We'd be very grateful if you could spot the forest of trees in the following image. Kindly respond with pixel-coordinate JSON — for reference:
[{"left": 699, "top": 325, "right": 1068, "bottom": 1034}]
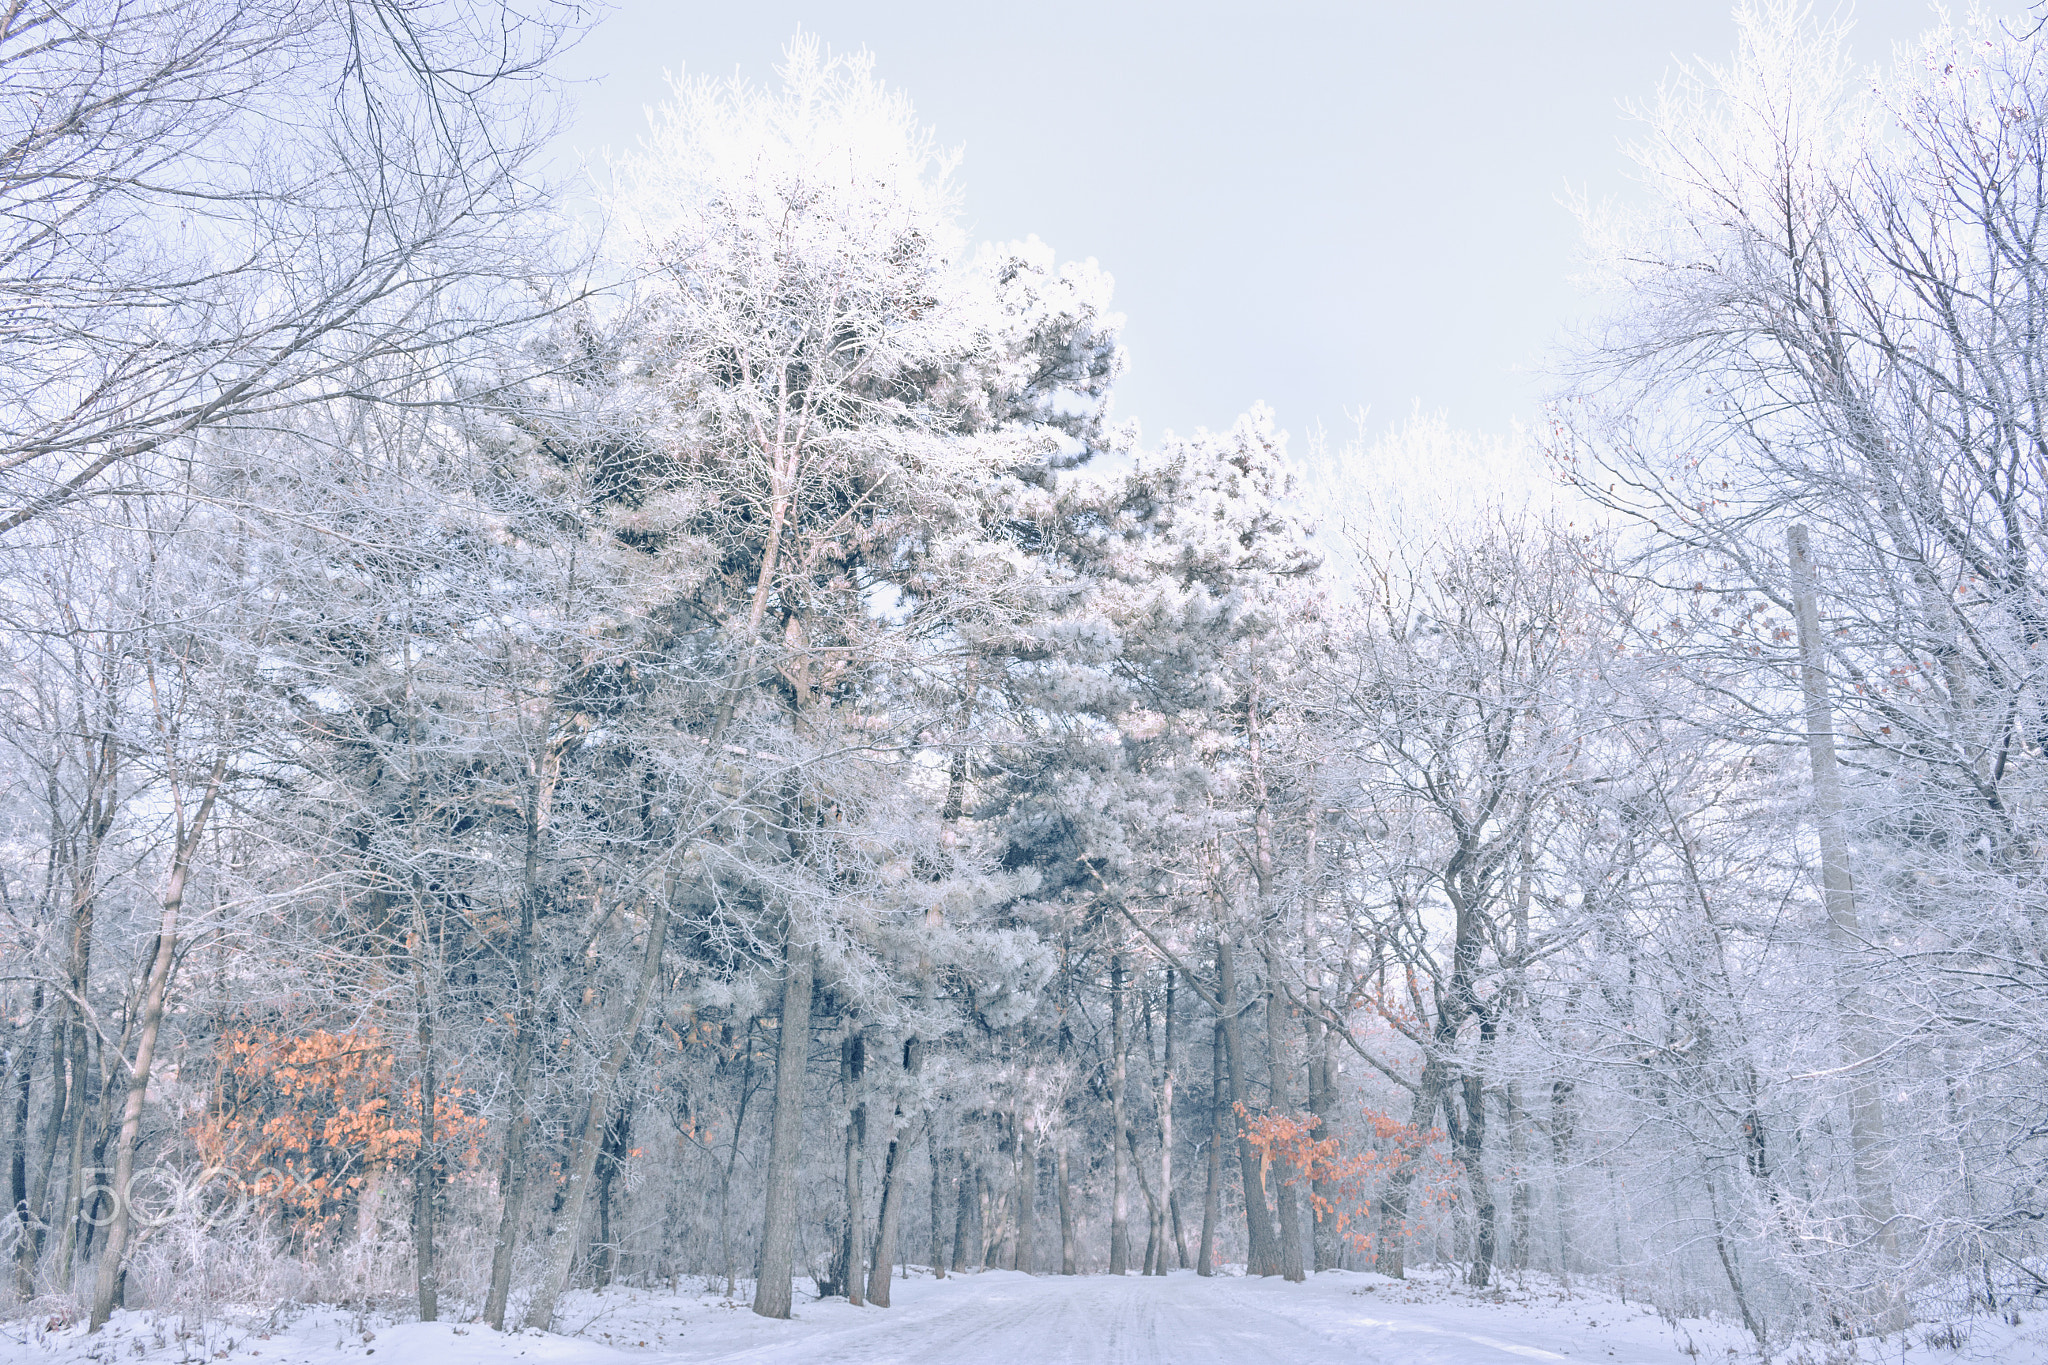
[{"left": 4, "top": 0, "right": 2047, "bottom": 1351}]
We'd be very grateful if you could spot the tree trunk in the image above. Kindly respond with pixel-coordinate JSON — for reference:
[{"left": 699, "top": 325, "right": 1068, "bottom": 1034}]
[
  {"left": 1108, "top": 956, "right": 1131, "bottom": 1275},
  {"left": 485, "top": 790, "right": 547, "bottom": 1330},
  {"left": 483, "top": 982, "right": 540, "bottom": 1326},
  {"left": 1126, "top": 1128, "right": 1165, "bottom": 1276},
  {"left": 1507, "top": 1082, "right": 1530, "bottom": 1272},
  {"left": 1055, "top": 1143, "right": 1077, "bottom": 1274},
  {"left": 1159, "top": 967, "right": 1182, "bottom": 1270},
  {"left": 866, "top": 1123, "right": 909, "bottom": 1304},
  {"left": 525, "top": 892, "right": 670, "bottom": 1329},
  {"left": 719, "top": 1023, "right": 759, "bottom": 1297},
  {"left": 1457, "top": 1071, "right": 1495, "bottom": 1288},
  {"left": 415, "top": 990, "right": 440, "bottom": 1323},
  {"left": 978, "top": 1168, "right": 1002, "bottom": 1268},
  {"left": 1198, "top": 1023, "right": 1223, "bottom": 1277},
  {"left": 50, "top": 1024, "right": 92, "bottom": 1287},
  {"left": 10, "top": 996, "right": 41, "bottom": 1295},
  {"left": 1217, "top": 941, "right": 1280, "bottom": 1275},
  {"left": 836, "top": 1028, "right": 866, "bottom": 1305},
  {"left": 1375, "top": 1053, "right": 1449, "bottom": 1281},
  {"left": 1306, "top": 980, "right": 1339, "bottom": 1273},
  {"left": 1787, "top": 524, "right": 1900, "bottom": 1269},
  {"left": 751, "top": 937, "right": 814, "bottom": 1319},
  {"left": 926, "top": 1126, "right": 946, "bottom": 1279},
  {"left": 593, "top": 1093, "right": 634, "bottom": 1286},
  {"left": 88, "top": 751, "right": 225, "bottom": 1333},
  {"left": 949, "top": 1154, "right": 973, "bottom": 1272},
  {"left": 1263, "top": 943, "right": 1306, "bottom": 1282},
  {"left": 1012, "top": 1117, "right": 1036, "bottom": 1273},
  {"left": 1550, "top": 1079, "right": 1574, "bottom": 1278},
  {"left": 981, "top": 1159, "right": 1009, "bottom": 1269},
  {"left": 27, "top": 1017, "right": 71, "bottom": 1269}
]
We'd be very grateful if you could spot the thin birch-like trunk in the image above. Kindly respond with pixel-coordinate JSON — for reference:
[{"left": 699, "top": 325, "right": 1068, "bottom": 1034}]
[
  {"left": 926, "top": 1126, "right": 946, "bottom": 1279},
  {"left": 1198, "top": 1023, "right": 1224, "bottom": 1276},
  {"left": 1108, "top": 956, "right": 1130, "bottom": 1274},
  {"left": 88, "top": 752, "right": 226, "bottom": 1332}
]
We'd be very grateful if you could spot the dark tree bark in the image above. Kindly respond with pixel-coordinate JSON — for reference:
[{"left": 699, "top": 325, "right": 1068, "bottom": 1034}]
[
  {"left": 1012, "top": 1119, "right": 1036, "bottom": 1273},
  {"left": 1198, "top": 1023, "right": 1223, "bottom": 1277},
  {"left": 718, "top": 1022, "right": 761, "bottom": 1297},
  {"left": 949, "top": 1153, "right": 974, "bottom": 1272},
  {"left": 836, "top": 1028, "right": 867, "bottom": 1305},
  {"left": 593, "top": 1090, "right": 635, "bottom": 1286},
  {"left": 1216, "top": 941, "right": 1280, "bottom": 1275},
  {"left": 751, "top": 939, "right": 814, "bottom": 1319},
  {"left": 415, "top": 995, "right": 441, "bottom": 1322},
  {"left": 1262, "top": 943, "right": 1307, "bottom": 1282},
  {"left": 483, "top": 851, "right": 542, "bottom": 1330},
  {"left": 926, "top": 1125, "right": 947, "bottom": 1279},
  {"left": 1055, "top": 1142, "right": 1077, "bottom": 1274},
  {"left": 1159, "top": 967, "right": 1184, "bottom": 1270},
  {"left": 1108, "top": 956, "right": 1131, "bottom": 1275},
  {"left": 10, "top": 993, "right": 41, "bottom": 1295}
]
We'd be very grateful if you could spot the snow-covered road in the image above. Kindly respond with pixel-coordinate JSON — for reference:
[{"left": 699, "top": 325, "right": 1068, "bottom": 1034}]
[
  {"left": 20, "top": 1267, "right": 1902, "bottom": 1364},
  {"left": 632, "top": 1270, "right": 1711, "bottom": 1365}
]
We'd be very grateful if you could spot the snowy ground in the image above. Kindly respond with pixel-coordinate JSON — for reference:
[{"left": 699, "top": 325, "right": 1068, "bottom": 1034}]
[{"left": 5, "top": 1266, "right": 2043, "bottom": 1365}]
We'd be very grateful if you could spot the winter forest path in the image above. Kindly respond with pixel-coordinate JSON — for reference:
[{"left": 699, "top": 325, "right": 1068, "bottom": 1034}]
[{"left": 637, "top": 1269, "right": 1725, "bottom": 1365}]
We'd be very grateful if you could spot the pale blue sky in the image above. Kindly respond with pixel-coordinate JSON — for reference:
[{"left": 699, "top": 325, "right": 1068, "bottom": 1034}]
[{"left": 553, "top": 2, "right": 1951, "bottom": 450}]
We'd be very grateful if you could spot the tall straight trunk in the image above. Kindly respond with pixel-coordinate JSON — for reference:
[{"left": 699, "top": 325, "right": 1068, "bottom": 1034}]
[
  {"left": 1197, "top": 1023, "right": 1223, "bottom": 1276},
  {"left": 752, "top": 938, "right": 814, "bottom": 1319},
  {"left": 1550, "top": 1079, "right": 1574, "bottom": 1277},
  {"left": 51, "top": 1024, "right": 91, "bottom": 1288},
  {"left": 1262, "top": 943, "right": 1306, "bottom": 1282},
  {"left": 1217, "top": 941, "right": 1280, "bottom": 1275},
  {"left": 415, "top": 998, "right": 440, "bottom": 1322},
  {"left": 926, "top": 1126, "right": 947, "bottom": 1279},
  {"left": 1055, "top": 1143, "right": 1077, "bottom": 1274},
  {"left": 978, "top": 1168, "right": 1002, "bottom": 1268},
  {"left": 525, "top": 893, "right": 670, "bottom": 1329},
  {"left": 1458, "top": 1071, "right": 1496, "bottom": 1287},
  {"left": 48, "top": 717, "right": 114, "bottom": 1298},
  {"left": 28, "top": 1017, "right": 70, "bottom": 1259},
  {"left": 949, "top": 1154, "right": 973, "bottom": 1272},
  {"left": 837, "top": 1028, "right": 867, "bottom": 1305},
  {"left": 1011, "top": 1119, "right": 1036, "bottom": 1273},
  {"left": 1126, "top": 1128, "right": 1165, "bottom": 1275},
  {"left": 868, "top": 1031, "right": 922, "bottom": 1303},
  {"left": 593, "top": 1093, "right": 634, "bottom": 1286},
  {"left": 88, "top": 752, "right": 225, "bottom": 1333},
  {"left": 982, "top": 1159, "right": 1010, "bottom": 1268},
  {"left": 485, "top": 790, "right": 548, "bottom": 1329},
  {"left": 719, "top": 1024, "right": 759, "bottom": 1297},
  {"left": 1305, "top": 975, "right": 1339, "bottom": 1272},
  {"left": 1108, "top": 956, "right": 1131, "bottom": 1275},
  {"left": 1787, "top": 525, "right": 1900, "bottom": 1265},
  {"left": 1507, "top": 1083, "right": 1531, "bottom": 1271},
  {"left": 1158, "top": 967, "right": 1182, "bottom": 1270},
  {"left": 866, "top": 1124, "right": 908, "bottom": 1304},
  {"left": 10, "top": 994, "right": 41, "bottom": 1294}
]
